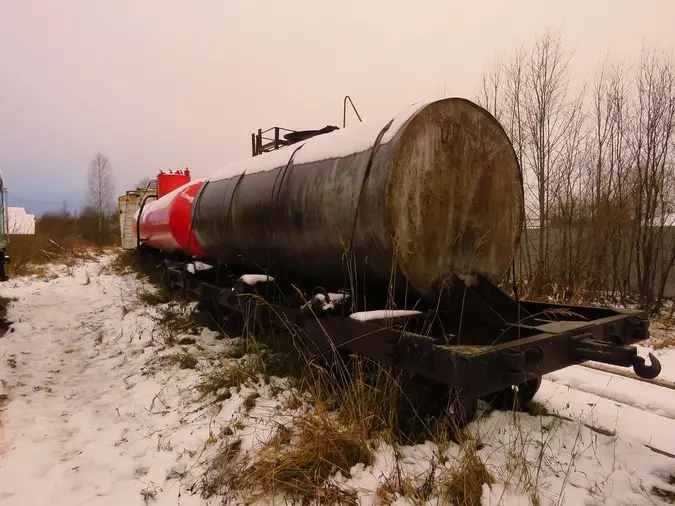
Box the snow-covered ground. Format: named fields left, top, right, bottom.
left=0, top=254, right=674, bottom=505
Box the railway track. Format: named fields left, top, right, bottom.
left=579, top=362, right=675, bottom=390
left=545, top=364, right=675, bottom=420
left=538, top=363, right=675, bottom=459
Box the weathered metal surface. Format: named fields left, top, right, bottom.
left=193, top=98, right=524, bottom=305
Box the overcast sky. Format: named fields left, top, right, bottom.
left=1, top=0, right=673, bottom=214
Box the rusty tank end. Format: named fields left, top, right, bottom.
left=384, top=98, right=524, bottom=294
left=192, top=97, right=523, bottom=305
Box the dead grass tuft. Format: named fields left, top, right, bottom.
left=196, top=356, right=263, bottom=401
left=138, top=286, right=165, bottom=307
left=646, top=321, right=675, bottom=350
left=200, top=438, right=245, bottom=499
left=148, top=300, right=201, bottom=346
left=305, top=356, right=401, bottom=441
left=244, top=391, right=260, bottom=412
left=227, top=358, right=402, bottom=503
left=378, top=452, right=440, bottom=504
left=439, top=442, right=494, bottom=506
left=0, top=296, right=16, bottom=311
left=151, top=352, right=198, bottom=370
left=240, top=405, right=371, bottom=503
left=527, top=400, right=552, bottom=417
left=108, top=249, right=137, bottom=276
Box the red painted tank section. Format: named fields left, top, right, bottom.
left=157, top=169, right=191, bottom=199
left=138, top=179, right=207, bottom=258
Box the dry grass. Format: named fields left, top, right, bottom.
left=6, top=233, right=97, bottom=277
left=439, top=442, right=494, bottom=505
left=137, top=285, right=165, bottom=307
left=239, top=406, right=369, bottom=504
left=0, top=295, right=16, bottom=312
left=375, top=439, right=494, bottom=506
left=206, top=358, right=401, bottom=504
left=107, top=249, right=137, bottom=276
left=147, top=300, right=201, bottom=347
left=200, top=438, right=245, bottom=499
left=151, top=352, right=199, bottom=370
left=646, top=321, right=675, bottom=350
left=243, top=391, right=260, bottom=412
left=196, top=356, right=264, bottom=402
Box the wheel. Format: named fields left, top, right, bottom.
left=445, top=387, right=478, bottom=430
left=394, top=376, right=478, bottom=441
left=482, top=376, right=542, bottom=411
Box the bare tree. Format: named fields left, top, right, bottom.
left=476, top=32, right=675, bottom=310
left=478, top=31, right=578, bottom=293
left=630, top=45, right=675, bottom=309
left=136, top=176, right=155, bottom=190
left=86, top=152, right=114, bottom=245
left=521, top=30, right=578, bottom=288
left=585, top=60, right=634, bottom=297
left=477, top=56, right=503, bottom=121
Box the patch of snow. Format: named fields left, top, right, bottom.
left=238, top=274, right=274, bottom=285
left=545, top=364, right=675, bottom=420
left=327, top=292, right=348, bottom=303
left=538, top=374, right=675, bottom=455
left=311, top=292, right=349, bottom=311
left=379, top=99, right=433, bottom=144
left=470, top=407, right=675, bottom=506
left=208, top=144, right=304, bottom=183
left=293, top=100, right=433, bottom=165
left=186, top=261, right=213, bottom=274
left=349, top=309, right=422, bottom=321
left=208, top=99, right=437, bottom=184
left=292, top=120, right=388, bottom=164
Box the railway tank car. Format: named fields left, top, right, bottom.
left=130, top=96, right=662, bottom=427
left=192, top=98, right=523, bottom=306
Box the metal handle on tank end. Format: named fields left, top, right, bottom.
left=136, top=193, right=158, bottom=246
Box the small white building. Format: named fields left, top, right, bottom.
left=7, top=207, right=36, bottom=235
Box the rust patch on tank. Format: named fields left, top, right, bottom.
left=386, top=98, right=524, bottom=295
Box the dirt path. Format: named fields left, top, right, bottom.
left=0, top=262, right=212, bottom=506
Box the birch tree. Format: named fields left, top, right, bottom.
left=86, top=152, right=114, bottom=245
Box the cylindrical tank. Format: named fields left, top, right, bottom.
left=193, top=98, right=524, bottom=302
left=137, top=178, right=207, bottom=258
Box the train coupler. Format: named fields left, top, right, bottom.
left=632, top=352, right=662, bottom=379
left=573, top=337, right=662, bottom=379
